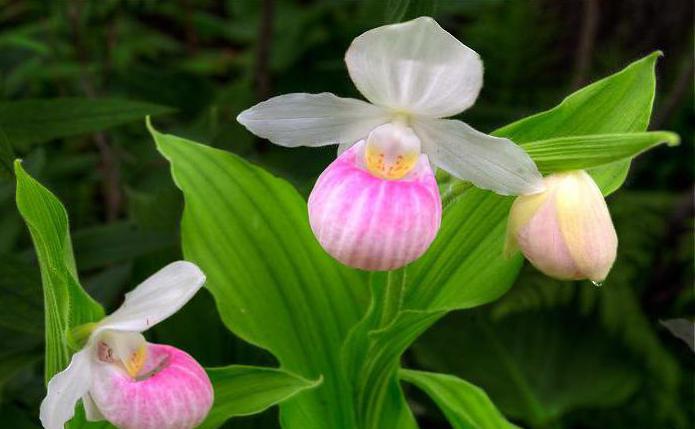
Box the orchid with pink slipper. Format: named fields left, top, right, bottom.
left=238, top=17, right=543, bottom=270
left=39, top=261, right=213, bottom=429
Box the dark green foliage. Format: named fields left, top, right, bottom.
left=0, top=1, right=691, bottom=428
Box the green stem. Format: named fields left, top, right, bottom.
left=378, top=268, right=406, bottom=328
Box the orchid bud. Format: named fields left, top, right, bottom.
left=505, top=170, right=618, bottom=282
left=308, top=141, right=441, bottom=271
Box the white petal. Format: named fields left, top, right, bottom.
left=237, top=92, right=390, bottom=147
left=337, top=142, right=354, bottom=157
left=82, top=393, right=105, bottom=421
left=96, top=261, right=205, bottom=334
left=345, top=17, right=483, bottom=118
left=413, top=118, right=544, bottom=195
left=40, top=349, right=93, bottom=429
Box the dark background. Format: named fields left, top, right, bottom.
left=0, top=1, right=692, bottom=428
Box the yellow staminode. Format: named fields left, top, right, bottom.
left=123, top=344, right=148, bottom=378
left=99, top=330, right=149, bottom=378
left=364, top=122, right=421, bottom=180
left=365, top=143, right=419, bottom=180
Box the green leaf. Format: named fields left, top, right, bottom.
left=150, top=120, right=369, bottom=429
left=496, top=51, right=661, bottom=194
left=400, top=369, right=517, bottom=429
left=66, top=410, right=115, bottom=429
left=524, top=131, right=679, bottom=174
left=407, top=51, right=663, bottom=314
left=200, top=365, right=322, bottom=429
left=14, top=161, right=104, bottom=382
left=342, top=272, right=439, bottom=429
left=405, top=190, right=522, bottom=312
left=496, top=52, right=660, bottom=139
left=0, top=98, right=173, bottom=148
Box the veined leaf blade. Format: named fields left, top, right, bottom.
left=496, top=51, right=661, bottom=194
left=151, top=120, right=368, bottom=429
left=524, top=131, right=679, bottom=173
left=400, top=369, right=517, bottom=429
left=14, top=161, right=104, bottom=383
left=200, top=365, right=322, bottom=429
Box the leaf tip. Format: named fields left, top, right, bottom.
left=665, top=132, right=681, bottom=147
left=146, top=116, right=167, bottom=154
left=13, top=159, right=28, bottom=180
left=145, top=115, right=156, bottom=135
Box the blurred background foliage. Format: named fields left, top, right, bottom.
left=0, top=1, right=692, bottom=428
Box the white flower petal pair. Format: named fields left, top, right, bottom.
left=40, top=261, right=213, bottom=429
left=237, top=17, right=543, bottom=196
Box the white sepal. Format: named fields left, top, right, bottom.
left=82, top=393, right=105, bottom=422
left=237, top=92, right=390, bottom=147
left=40, top=349, right=94, bottom=429
left=96, top=261, right=205, bottom=335
left=345, top=17, right=483, bottom=118
left=413, top=118, right=544, bottom=196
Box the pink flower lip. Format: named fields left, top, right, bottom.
left=90, top=344, right=213, bottom=429
left=308, top=142, right=442, bottom=271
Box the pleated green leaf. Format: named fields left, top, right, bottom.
left=0, top=98, right=173, bottom=148
left=408, top=51, right=661, bottom=315
left=150, top=120, right=369, bottom=429
left=497, top=51, right=661, bottom=195
left=524, top=131, right=679, bottom=174
left=200, top=365, right=322, bottom=429
left=15, top=162, right=107, bottom=429
left=400, top=369, right=517, bottom=429
left=14, top=161, right=104, bottom=383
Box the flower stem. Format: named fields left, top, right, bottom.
left=378, top=268, right=406, bottom=328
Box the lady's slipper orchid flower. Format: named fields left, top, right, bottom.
left=238, top=17, right=543, bottom=271
left=40, top=261, right=213, bottom=429
left=505, top=171, right=618, bottom=283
